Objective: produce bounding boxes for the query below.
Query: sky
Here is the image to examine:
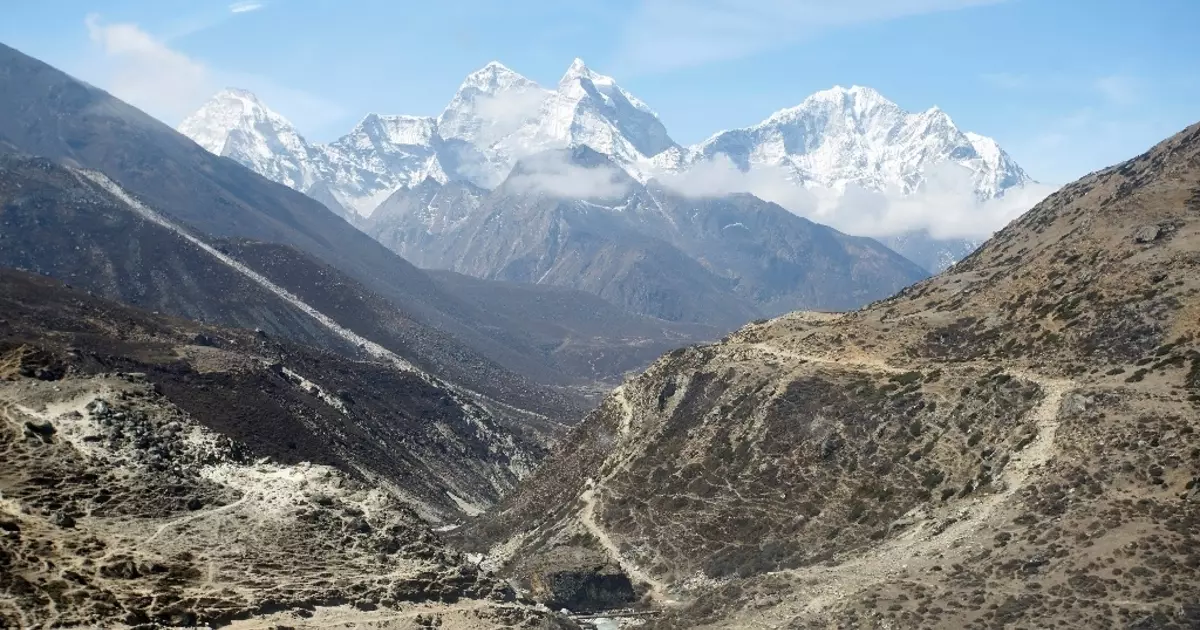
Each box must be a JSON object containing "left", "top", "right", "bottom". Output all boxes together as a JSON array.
[{"left": 0, "top": 0, "right": 1197, "bottom": 186}]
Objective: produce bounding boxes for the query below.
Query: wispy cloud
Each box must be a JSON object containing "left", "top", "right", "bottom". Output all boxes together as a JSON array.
[
  {"left": 1093, "top": 74, "right": 1142, "bottom": 107},
  {"left": 980, "top": 71, "right": 1148, "bottom": 107},
  {"left": 85, "top": 14, "right": 212, "bottom": 124},
  {"left": 1016, "top": 106, "right": 1174, "bottom": 183},
  {"left": 657, "top": 156, "right": 1056, "bottom": 239},
  {"left": 614, "top": 0, "right": 1008, "bottom": 74},
  {"left": 81, "top": 15, "right": 345, "bottom": 129},
  {"left": 229, "top": 1, "right": 265, "bottom": 13},
  {"left": 506, "top": 151, "right": 632, "bottom": 199}
]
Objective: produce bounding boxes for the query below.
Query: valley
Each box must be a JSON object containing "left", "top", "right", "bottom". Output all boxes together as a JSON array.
[
  {"left": 0, "top": 12, "right": 1197, "bottom": 629},
  {"left": 463, "top": 122, "right": 1200, "bottom": 628}
]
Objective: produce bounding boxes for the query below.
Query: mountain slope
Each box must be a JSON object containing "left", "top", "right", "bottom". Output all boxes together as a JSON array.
[
  {"left": 677, "top": 85, "right": 1035, "bottom": 272},
  {"left": 686, "top": 85, "right": 1030, "bottom": 197},
  {"left": 461, "top": 122, "right": 1200, "bottom": 627},
  {"left": 367, "top": 147, "right": 928, "bottom": 325},
  {"left": 0, "top": 153, "right": 579, "bottom": 426},
  {"left": 0, "top": 41, "right": 698, "bottom": 396},
  {"left": 0, "top": 268, "right": 576, "bottom": 628},
  {"left": 0, "top": 155, "right": 563, "bottom": 514}
]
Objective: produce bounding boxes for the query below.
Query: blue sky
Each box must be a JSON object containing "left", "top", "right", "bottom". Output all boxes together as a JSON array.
[{"left": 1, "top": 0, "right": 1196, "bottom": 184}]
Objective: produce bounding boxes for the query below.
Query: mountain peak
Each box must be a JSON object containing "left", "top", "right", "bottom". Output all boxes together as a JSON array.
[
  {"left": 343, "top": 113, "right": 437, "bottom": 148},
  {"left": 806, "top": 84, "right": 894, "bottom": 108},
  {"left": 178, "top": 88, "right": 317, "bottom": 189},
  {"left": 562, "top": 57, "right": 590, "bottom": 80},
  {"left": 179, "top": 88, "right": 295, "bottom": 154},
  {"left": 559, "top": 57, "right": 623, "bottom": 92},
  {"left": 460, "top": 60, "right": 535, "bottom": 93},
  {"left": 214, "top": 86, "right": 263, "bottom": 103}
]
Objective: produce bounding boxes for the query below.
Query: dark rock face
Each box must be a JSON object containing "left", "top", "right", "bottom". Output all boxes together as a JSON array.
[
  {"left": 365, "top": 148, "right": 929, "bottom": 328},
  {"left": 533, "top": 564, "right": 636, "bottom": 612},
  {"left": 0, "top": 41, "right": 691, "bottom": 406},
  {"left": 0, "top": 269, "right": 576, "bottom": 628},
  {"left": 0, "top": 268, "right": 541, "bottom": 520}
]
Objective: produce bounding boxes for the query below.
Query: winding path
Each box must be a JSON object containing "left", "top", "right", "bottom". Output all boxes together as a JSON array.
[
  {"left": 141, "top": 492, "right": 254, "bottom": 547},
  {"left": 579, "top": 482, "right": 675, "bottom": 605},
  {"left": 575, "top": 340, "right": 1074, "bottom": 621},
  {"left": 744, "top": 342, "right": 1074, "bottom": 621}
]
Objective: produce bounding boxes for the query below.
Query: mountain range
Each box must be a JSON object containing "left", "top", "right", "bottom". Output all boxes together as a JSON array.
[
  {"left": 365, "top": 146, "right": 927, "bottom": 324},
  {"left": 180, "top": 59, "right": 1035, "bottom": 273},
  {"left": 1, "top": 35, "right": 1198, "bottom": 629},
  {"left": 466, "top": 121, "right": 1200, "bottom": 627}
]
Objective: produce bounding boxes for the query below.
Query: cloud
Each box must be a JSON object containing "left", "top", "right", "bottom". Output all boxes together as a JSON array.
[
  {"left": 85, "top": 14, "right": 212, "bottom": 124},
  {"left": 229, "top": 1, "right": 265, "bottom": 13},
  {"left": 81, "top": 15, "right": 345, "bottom": 129},
  {"left": 658, "top": 156, "right": 1056, "bottom": 239},
  {"left": 467, "top": 87, "right": 549, "bottom": 144},
  {"left": 1014, "top": 106, "right": 1181, "bottom": 184},
  {"left": 615, "top": 0, "right": 1008, "bottom": 74},
  {"left": 657, "top": 154, "right": 819, "bottom": 214},
  {"left": 1094, "top": 75, "right": 1142, "bottom": 107},
  {"left": 506, "top": 152, "right": 632, "bottom": 199}
]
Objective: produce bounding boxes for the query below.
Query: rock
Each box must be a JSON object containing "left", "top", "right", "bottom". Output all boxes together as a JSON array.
[
  {"left": 192, "top": 333, "right": 218, "bottom": 347},
  {"left": 530, "top": 563, "right": 636, "bottom": 612},
  {"left": 50, "top": 512, "right": 76, "bottom": 528},
  {"left": 24, "top": 420, "right": 56, "bottom": 437},
  {"left": 186, "top": 498, "right": 204, "bottom": 511},
  {"left": 820, "top": 435, "right": 842, "bottom": 459},
  {"left": 100, "top": 558, "right": 141, "bottom": 579},
  {"left": 1062, "top": 393, "right": 1092, "bottom": 416},
  {"left": 1134, "top": 225, "right": 1161, "bottom": 243}
]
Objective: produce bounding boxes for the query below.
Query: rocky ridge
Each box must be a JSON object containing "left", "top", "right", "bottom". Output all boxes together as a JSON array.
[
  {"left": 460, "top": 122, "right": 1200, "bottom": 628},
  {"left": 180, "top": 63, "right": 1036, "bottom": 272},
  {"left": 0, "top": 268, "right": 579, "bottom": 628},
  {"left": 365, "top": 147, "right": 929, "bottom": 325},
  {"left": 0, "top": 41, "right": 711, "bottom": 398}
]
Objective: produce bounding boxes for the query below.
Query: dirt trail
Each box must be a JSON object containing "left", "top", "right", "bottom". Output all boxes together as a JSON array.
[
  {"left": 141, "top": 492, "right": 253, "bottom": 547},
  {"left": 576, "top": 386, "right": 679, "bottom": 605},
  {"left": 579, "top": 481, "right": 675, "bottom": 605},
  {"left": 736, "top": 342, "right": 1074, "bottom": 624},
  {"left": 579, "top": 341, "right": 1073, "bottom": 623},
  {"left": 222, "top": 600, "right": 529, "bottom": 629}
]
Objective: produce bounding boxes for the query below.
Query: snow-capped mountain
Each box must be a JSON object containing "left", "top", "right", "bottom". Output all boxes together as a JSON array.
[
  {"left": 178, "top": 91, "right": 440, "bottom": 217},
  {"left": 431, "top": 58, "right": 678, "bottom": 188},
  {"left": 178, "top": 88, "right": 324, "bottom": 193},
  {"left": 681, "top": 85, "right": 1029, "bottom": 198},
  {"left": 659, "top": 85, "right": 1032, "bottom": 270},
  {"left": 179, "top": 64, "right": 1038, "bottom": 271},
  {"left": 180, "top": 59, "right": 676, "bottom": 214}
]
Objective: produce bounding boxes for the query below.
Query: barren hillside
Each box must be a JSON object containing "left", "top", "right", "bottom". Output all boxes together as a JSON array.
[{"left": 462, "top": 122, "right": 1200, "bottom": 628}]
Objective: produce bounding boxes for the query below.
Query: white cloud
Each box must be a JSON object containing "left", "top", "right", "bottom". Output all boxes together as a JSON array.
[
  {"left": 85, "top": 14, "right": 213, "bottom": 124},
  {"left": 615, "top": 0, "right": 1008, "bottom": 74},
  {"left": 657, "top": 154, "right": 819, "bottom": 214},
  {"left": 1094, "top": 75, "right": 1142, "bottom": 107},
  {"left": 658, "top": 157, "right": 1056, "bottom": 239},
  {"left": 81, "top": 15, "right": 345, "bottom": 130},
  {"left": 468, "top": 88, "right": 549, "bottom": 144},
  {"left": 229, "top": 1, "right": 265, "bottom": 13},
  {"left": 506, "top": 152, "right": 632, "bottom": 199}
]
